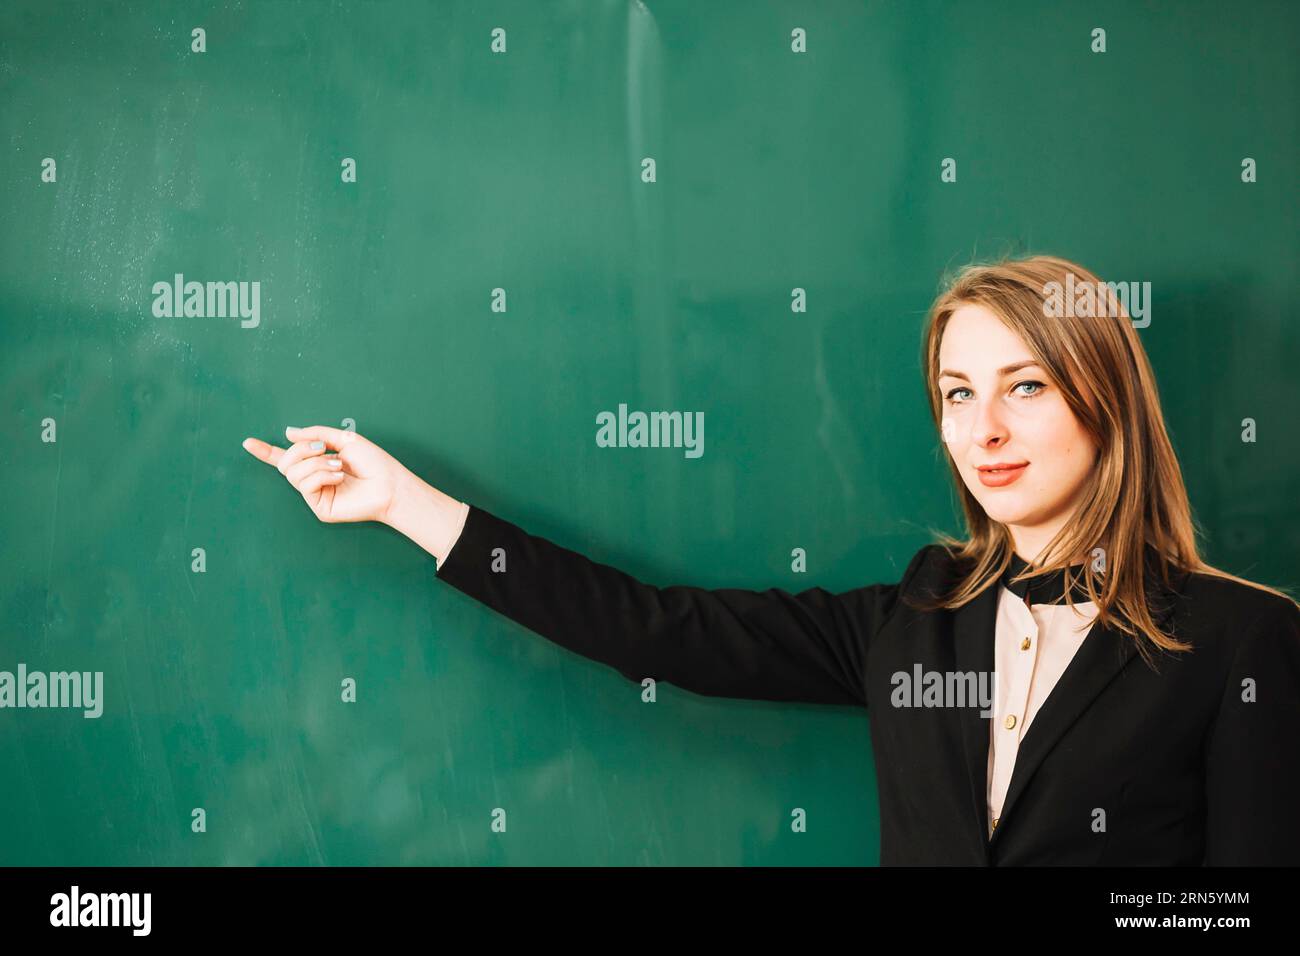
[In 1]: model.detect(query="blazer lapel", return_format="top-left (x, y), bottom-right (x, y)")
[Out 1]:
top-left (952, 582), bottom-right (1000, 861)
top-left (948, 545), bottom-right (1179, 856)
top-left (989, 614), bottom-right (1138, 847)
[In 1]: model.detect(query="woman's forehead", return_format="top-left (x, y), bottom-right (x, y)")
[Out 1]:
top-left (939, 304), bottom-right (1034, 368)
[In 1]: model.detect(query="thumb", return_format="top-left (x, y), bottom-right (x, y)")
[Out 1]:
top-left (284, 425), bottom-right (357, 449)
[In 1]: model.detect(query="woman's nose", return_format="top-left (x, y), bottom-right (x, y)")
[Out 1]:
top-left (970, 398), bottom-right (1009, 448)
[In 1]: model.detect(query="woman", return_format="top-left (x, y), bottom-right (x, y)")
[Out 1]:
top-left (242, 255), bottom-right (1300, 866)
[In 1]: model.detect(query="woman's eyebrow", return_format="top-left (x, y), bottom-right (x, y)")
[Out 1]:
top-left (938, 359), bottom-right (1041, 381)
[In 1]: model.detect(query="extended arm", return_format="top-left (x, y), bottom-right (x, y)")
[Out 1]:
top-left (243, 425), bottom-right (926, 706)
top-left (425, 501), bottom-right (923, 705)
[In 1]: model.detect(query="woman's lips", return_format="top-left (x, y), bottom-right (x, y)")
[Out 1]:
top-left (976, 462), bottom-right (1029, 488)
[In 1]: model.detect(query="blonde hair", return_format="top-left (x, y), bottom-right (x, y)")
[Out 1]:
top-left (913, 254), bottom-right (1296, 665)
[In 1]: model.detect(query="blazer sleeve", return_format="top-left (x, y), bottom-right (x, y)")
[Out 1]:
top-left (1203, 598), bottom-right (1300, 865)
top-left (433, 503), bottom-right (932, 706)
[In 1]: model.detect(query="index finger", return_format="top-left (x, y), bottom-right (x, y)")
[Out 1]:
top-left (242, 437), bottom-right (286, 466)
top-left (284, 425), bottom-right (357, 450)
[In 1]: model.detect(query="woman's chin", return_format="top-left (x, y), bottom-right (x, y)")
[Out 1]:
top-left (974, 497), bottom-right (1033, 526)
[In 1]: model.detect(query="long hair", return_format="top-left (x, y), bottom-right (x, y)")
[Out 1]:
top-left (910, 255), bottom-right (1295, 665)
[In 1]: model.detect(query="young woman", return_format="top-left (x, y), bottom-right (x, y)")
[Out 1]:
top-left (242, 255), bottom-right (1300, 866)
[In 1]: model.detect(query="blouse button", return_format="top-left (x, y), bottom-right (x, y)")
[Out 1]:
top-left (1021, 637), bottom-right (1031, 650)
top-left (1004, 714), bottom-right (1018, 730)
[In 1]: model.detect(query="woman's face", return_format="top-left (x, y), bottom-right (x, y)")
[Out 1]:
top-left (937, 303), bottom-right (1098, 560)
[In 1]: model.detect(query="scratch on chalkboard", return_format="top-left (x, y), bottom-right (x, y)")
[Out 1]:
top-left (182, 358), bottom-right (203, 603)
top-left (812, 321), bottom-right (855, 507)
top-left (42, 353), bottom-right (71, 649)
top-left (42, 440), bottom-right (63, 643)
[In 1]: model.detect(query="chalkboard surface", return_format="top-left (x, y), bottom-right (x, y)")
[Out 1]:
top-left (1, 0), bottom-right (1295, 865)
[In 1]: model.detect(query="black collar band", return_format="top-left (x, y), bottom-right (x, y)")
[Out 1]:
top-left (1000, 551), bottom-right (1096, 606)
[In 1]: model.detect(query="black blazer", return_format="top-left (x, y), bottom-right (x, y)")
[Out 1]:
top-left (435, 504), bottom-right (1300, 865)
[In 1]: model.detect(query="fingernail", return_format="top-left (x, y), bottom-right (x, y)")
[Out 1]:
top-left (327, 458), bottom-right (342, 469)
top-left (310, 440), bottom-right (325, 450)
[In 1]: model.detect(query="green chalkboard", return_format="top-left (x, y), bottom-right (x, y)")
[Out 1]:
top-left (1, 0), bottom-right (1296, 865)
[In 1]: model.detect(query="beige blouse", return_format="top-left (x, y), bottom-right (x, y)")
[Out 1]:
top-left (987, 585), bottom-right (1099, 836)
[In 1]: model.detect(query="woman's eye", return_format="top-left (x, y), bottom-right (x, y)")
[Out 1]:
top-left (1014, 380), bottom-right (1047, 398)
top-left (944, 387), bottom-right (972, 403)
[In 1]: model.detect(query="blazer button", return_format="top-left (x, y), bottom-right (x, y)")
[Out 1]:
top-left (991, 817), bottom-right (999, 830)
top-left (1004, 714), bottom-right (1017, 730)
top-left (1021, 637), bottom-right (1031, 650)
